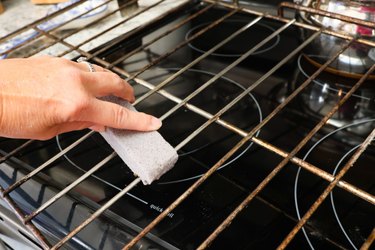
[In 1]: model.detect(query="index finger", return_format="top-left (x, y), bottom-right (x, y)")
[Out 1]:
top-left (82, 72), bottom-right (135, 103)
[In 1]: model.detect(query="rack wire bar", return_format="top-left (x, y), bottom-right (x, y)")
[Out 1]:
top-left (25, 1), bottom-right (207, 66)
top-left (251, 137), bottom-right (375, 206)
top-left (121, 8), bottom-right (239, 80)
top-left (57, 0), bottom-right (166, 57)
top-left (279, 128), bottom-right (375, 249)
top-left (0, 0), bottom-right (88, 43)
top-left (26, 0), bottom-right (191, 59)
top-left (159, 19), bottom-right (295, 121)
top-left (24, 0), bottom-right (143, 58)
top-left (23, 152), bottom-right (117, 223)
top-left (204, 0), bottom-right (375, 47)
top-left (134, 15), bottom-right (263, 105)
top-left (0, 0), bottom-right (113, 58)
top-left (254, 195), bottom-right (347, 250)
top-left (51, 178), bottom-right (142, 250)
top-left (197, 63), bottom-right (375, 250)
top-left (278, 2), bottom-right (375, 29)
top-left (0, 140), bottom-right (34, 163)
top-left (0, 186), bottom-right (52, 249)
top-left (2, 131), bottom-right (95, 196)
top-left (361, 228), bottom-right (375, 250)
top-left (173, 29), bottom-right (319, 151)
top-left (105, 2), bottom-right (216, 68)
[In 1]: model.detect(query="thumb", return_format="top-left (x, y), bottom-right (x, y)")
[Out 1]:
top-left (87, 99), bottom-right (162, 131)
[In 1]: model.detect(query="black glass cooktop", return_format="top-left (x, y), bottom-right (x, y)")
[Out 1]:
top-left (0, 2), bottom-right (374, 250)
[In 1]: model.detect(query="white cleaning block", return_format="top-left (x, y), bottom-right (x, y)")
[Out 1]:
top-left (99, 97), bottom-right (178, 185)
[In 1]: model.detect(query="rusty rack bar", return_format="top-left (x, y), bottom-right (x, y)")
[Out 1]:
top-left (2, 131), bottom-right (94, 196)
top-left (198, 63), bottom-right (375, 250)
top-left (278, 129), bottom-right (375, 249)
top-left (278, 2), bottom-right (375, 29)
top-left (206, 0), bottom-right (375, 47)
top-left (105, 2), bottom-right (216, 68)
top-left (0, 0), bottom-right (88, 43)
top-left (133, 15), bottom-right (263, 105)
top-left (56, 0), bottom-right (167, 57)
top-left (0, 0), bottom-right (113, 58)
top-left (0, 140), bottom-right (34, 163)
top-left (361, 228), bottom-right (375, 250)
top-left (159, 19), bottom-right (296, 121)
top-left (0, 0), bottom-right (374, 249)
top-left (125, 7), bottom-right (239, 80)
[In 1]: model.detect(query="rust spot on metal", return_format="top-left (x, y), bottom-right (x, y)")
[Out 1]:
top-left (277, 65), bottom-right (375, 250)
top-left (0, 186), bottom-right (51, 249)
top-left (0, 0), bottom-right (87, 44)
top-left (278, 2), bottom-right (375, 29)
top-left (360, 228), bottom-right (375, 250)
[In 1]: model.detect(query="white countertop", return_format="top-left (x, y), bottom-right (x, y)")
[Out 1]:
top-left (0, 0), bottom-right (188, 59)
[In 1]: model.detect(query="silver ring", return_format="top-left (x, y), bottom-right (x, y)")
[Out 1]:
top-left (77, 57), bottom-right (95, 72)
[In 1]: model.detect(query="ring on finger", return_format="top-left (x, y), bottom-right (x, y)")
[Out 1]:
top-left (77, 57), bottom-right (96, 72)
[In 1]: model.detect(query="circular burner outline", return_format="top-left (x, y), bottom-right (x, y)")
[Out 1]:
top-left (157, 68), bottom-right (263, 184)
top-left (55, 68), bottom-right (262, 186)
top-left (294, 118), bottom-right (375, 249)
top-left (185, 20), bottom-right (280, 57)
top-left (297, 54), bottom-right (371, 101)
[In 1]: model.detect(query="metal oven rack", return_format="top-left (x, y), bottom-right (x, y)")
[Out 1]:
top-left (0, 0), bottom-right (374, 249)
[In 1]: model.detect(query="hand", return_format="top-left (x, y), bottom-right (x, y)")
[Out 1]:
top-left (0, 56), bottom-right (161, 140)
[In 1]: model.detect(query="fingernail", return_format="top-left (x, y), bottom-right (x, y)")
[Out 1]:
top-left (151, 117), bottom-right (162, 130)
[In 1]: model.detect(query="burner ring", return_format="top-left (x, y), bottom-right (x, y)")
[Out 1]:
top-left (157, 68), bottom-right (263, 185)
top-left (294, 119), bottom-right (375, 250)
top-left (186, 20), bottom-right (280, 57)
top-left (297, 54), bottom-right (375, 134)
top-left (297, 54), bottom-right (372, 101)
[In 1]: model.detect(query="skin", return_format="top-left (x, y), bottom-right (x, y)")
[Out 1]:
top-left (0, 56), bottom-right (162, 140)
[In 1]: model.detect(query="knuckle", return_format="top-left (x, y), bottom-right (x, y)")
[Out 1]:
top-left (64, 68), bottom-right (84, 85)
top-left (112, 74), bottom-right (123, 86)
top-left (114, 107), bottom-right (129, 127)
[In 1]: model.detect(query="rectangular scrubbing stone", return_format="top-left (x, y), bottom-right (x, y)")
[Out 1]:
top-left (99, 97), bottom-right (178, 185)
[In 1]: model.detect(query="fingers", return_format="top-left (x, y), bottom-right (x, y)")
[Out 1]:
top-left (82, 72), bottom-right (135, 102)
top-left (74, 60), bottom-right (135, 103)
top-left (60, 58), bottom-right (156, 133)
top-left (49, 122), bottom-right (105, 139)
top-left (85, 99), bottom-right (162, 131)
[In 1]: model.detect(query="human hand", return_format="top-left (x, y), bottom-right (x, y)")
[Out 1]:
top-left (0, 56), bottom-right (161, 140)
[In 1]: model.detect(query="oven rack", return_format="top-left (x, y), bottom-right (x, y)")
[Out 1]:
top-left (0, 0), bottom-right (374, 249)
